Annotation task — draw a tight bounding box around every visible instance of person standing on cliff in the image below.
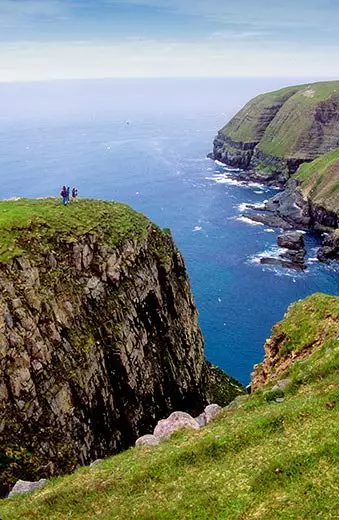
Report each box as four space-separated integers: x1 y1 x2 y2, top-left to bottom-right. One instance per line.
72 187 78 202
66 186 70 203
60 186 68 205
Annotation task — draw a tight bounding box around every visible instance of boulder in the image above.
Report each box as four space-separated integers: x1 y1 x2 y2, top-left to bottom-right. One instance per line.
271 379 292 392
317 232 339 261
204 404 222 424
135 434 160 447
8 479 47 497
194 412 207 427
277 232 305 250
153 411 200 440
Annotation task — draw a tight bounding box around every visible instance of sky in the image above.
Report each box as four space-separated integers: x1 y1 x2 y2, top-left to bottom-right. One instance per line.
0 0 339 81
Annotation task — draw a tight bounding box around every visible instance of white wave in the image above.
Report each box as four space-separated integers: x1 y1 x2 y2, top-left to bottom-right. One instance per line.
308 257 319 263
296 230 307 234
193 226 202 232
236 216 264 226
237 203 249 212
249 246 289 264
247 181 270 189
264 228 275 233
206 176 241 186
213 160 241 172
254 190 265 194
207 171 278 191
236 202 266 212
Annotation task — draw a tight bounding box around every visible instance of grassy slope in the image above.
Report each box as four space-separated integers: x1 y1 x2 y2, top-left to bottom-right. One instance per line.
1 294 338 520
0 198 150 262
220 85 302 143
294 148 339 213
258 82 339 158
220 80 339 161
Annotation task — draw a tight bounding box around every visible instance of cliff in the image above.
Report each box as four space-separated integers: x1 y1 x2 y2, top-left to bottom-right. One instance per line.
212 80 339 180
2 292 338 519
0 198 243 496
245 149 339 234
251 293 339 390
294 148 339 220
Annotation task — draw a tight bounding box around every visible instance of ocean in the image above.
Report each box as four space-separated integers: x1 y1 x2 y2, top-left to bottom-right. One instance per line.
0 77 338 385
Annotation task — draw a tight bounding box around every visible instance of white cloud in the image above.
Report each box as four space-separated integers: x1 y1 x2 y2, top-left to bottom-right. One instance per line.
0 40 338 82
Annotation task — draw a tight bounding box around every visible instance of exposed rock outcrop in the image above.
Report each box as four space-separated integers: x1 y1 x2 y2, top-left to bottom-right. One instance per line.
0 199 243 496
259 232 306 270
251 293 339 391
8 479 47 498
317 231 339 261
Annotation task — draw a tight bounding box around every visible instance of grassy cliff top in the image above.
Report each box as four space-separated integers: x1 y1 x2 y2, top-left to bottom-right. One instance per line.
0 198 151 262
1 293 338 519
220 80 339 161
267 293 339 358
221 84 303 143
294 149 339 213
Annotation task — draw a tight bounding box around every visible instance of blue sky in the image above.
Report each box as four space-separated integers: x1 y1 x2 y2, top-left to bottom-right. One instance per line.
0 0 339 81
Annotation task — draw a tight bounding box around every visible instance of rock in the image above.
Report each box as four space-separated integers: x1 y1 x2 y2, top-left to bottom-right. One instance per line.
277 232 305 250
244 212 294 230
317 231 339 261
153 411 200 440
194 412 207 427
260 256 305 271
204 404 222 424
90 459 104 467
275 398 285 403
135 434 160 447
260 232 306 270
277 233 306 269
271 379 292 392
8 479 47 497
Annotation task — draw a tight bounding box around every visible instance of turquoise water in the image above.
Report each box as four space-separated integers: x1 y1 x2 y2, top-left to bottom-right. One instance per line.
1 78 338 384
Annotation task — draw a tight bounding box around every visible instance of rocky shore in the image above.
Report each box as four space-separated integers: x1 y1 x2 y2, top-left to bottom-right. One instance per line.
259 232 306 270
210 82 339 264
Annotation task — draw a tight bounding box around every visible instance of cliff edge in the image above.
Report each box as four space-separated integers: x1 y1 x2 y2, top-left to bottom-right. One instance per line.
212 80 339 180
0 198 242 496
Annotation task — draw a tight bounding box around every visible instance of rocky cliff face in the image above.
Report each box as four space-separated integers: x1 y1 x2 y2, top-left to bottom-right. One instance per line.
211 81 339 179
0 199 242 496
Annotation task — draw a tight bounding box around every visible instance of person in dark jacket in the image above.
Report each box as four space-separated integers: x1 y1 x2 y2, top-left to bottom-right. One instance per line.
60 186 68 205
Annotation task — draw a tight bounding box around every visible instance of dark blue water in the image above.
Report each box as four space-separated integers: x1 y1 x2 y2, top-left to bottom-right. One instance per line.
0 78 338 384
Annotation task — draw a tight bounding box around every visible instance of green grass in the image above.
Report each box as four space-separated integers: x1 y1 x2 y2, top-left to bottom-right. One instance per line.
220 80 339 165
0 198 151 262
221 84 302 143
294 149 339 213
1 294 338 519
257 82 339 158
270 293 339 358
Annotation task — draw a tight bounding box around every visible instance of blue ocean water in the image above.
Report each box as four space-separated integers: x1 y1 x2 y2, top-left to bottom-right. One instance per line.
0 78 338 385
